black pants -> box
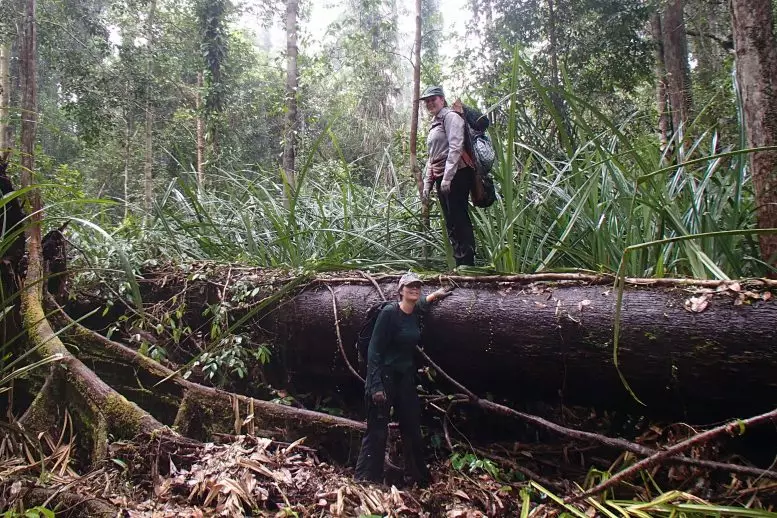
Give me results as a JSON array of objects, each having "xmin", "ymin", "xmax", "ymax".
[
  {"xmin": 436, "ymin": 167, "xmax": 475, "ymax": 266},
  {"xmin": 354, "ymin": 369, "xmax": 430, "ymax": 486}
]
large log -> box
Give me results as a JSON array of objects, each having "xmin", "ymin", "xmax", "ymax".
[{"xmin": 131, "ymin": 267, "xmax": 777, "ymax": 419}]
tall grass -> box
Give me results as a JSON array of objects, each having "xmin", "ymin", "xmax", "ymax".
[
  {"xmin": 138, "ymin": 166, "xmax": 445, "ymax": 271},
  {"xmin": 55, "ymin": 47, "xmax": 767, "ymax": 281},
  {"xmin": 470, "ymin": 48, "xmax": 763, "ymax": 279}
]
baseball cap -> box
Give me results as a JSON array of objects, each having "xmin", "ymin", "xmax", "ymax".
[
  {"xmin": 419, "ymin": 85, "xmax": 445, "ymax": 100},
  {"xmin": 398, "ymin": 272, "xmax": 423, "ymax": 290}
]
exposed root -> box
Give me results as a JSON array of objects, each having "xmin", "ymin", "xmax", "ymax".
[
  {"xmin": 46, "ymin": 295, "xmax": 367, "ymax": 449},
  {"xmin": 19, "ymin": 244, "xmax": 166, "ymax": 460}
]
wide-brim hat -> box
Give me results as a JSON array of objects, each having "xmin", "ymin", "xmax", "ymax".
[
  {"xmin": 420, "ymin": 85, "xmax": 445, "ymax": 100},
  {"xmin": 398, "ymin": 272, "xmax": 423, "ymax": 290}
]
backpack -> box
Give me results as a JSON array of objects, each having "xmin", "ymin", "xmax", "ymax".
[
  {"xmin": 355, "ymin": 301, "xmax": 397, "ymax": 376},
  {"xmin": 451, "ymin": 100, "xmax": 497, "ymax": 208}
]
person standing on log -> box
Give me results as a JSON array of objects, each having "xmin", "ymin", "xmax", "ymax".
[
  {"xmin": 421, "ymin": 85, "xmax": 476, "ymax": 267},
  {"xmin": 355, "ymin": 272, "xmax": 451, "ymax": 487}
]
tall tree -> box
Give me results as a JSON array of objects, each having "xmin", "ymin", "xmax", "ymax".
[
  {"xmin": 650, "ymin": 12, "xmax": 669, "ymax": 148},
  {"xmin": 282, "ymin": 0, "xmax": 299, "ymax": 200},
  {"xmin": 409, "ymin": 0, "xmax": 422, "ymax": 197},
  {"xmin": 0, "ymin": 43, "xmax": 10, "ymax": 156},
  {"xmin": 20, "ymin": 0, "xmax": 39, "ymax": 245},
  {"xmin": 730, "ymin": 0, "xmax": 777, "ymax": 270},
  {"xmin": 197, "ymin": 0, "xmax": 229, "ymax": 171},
  {"xmin": 661, "ymin": 0, "xmax": 692, "ymax": 135},
  {"xmin": 143, "ymin": 0, "xmax": 157, "ymax": 214},
  {"xmin": 196, "ymin": 71, "xmax": 205, "ymax": 187},
  {"xmin": 420, "ymin": 0, "xmax": 442, "ymax": 85}
]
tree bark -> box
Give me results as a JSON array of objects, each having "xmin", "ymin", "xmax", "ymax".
[
  {"xmin": 130, "ymin": 269, "xmax": 777, "ymax": 419},
  {"xmin": 0, "ymin": 43, "xmax": 10, "ymax": 157},
  {"xmin": 410, "ymin": 0, "xmax": 422, "ymax": 198},
  {"xmin": 661, "ymin": 0, "xmax": 692, "ymax": 136},
  {"xmin": 20, "ymin": 0, "xmax": 37, "ymax": 217},
  {"xmin": 651, "ymin": 12, "xmax": 670, "ymax": 149},
  {"xmin": 410, "ymin": 0, "xmax": 430, "ymax": 258},
  {"xmin": 196, "ymin": 70, "xmax": 205, "ymax": 188},
  {"xmin": 730, "ymin": 0, "xmax": 777, "ymax": 271},
  {"xmin": 122, "ymin": 105, "xmax": 132, "ymax": 221},
  {"xmin": 282, "ymin": 0, "xmax": 299, "ymax": 205},
  {"xmin": 143, "ymin": 0, "xmax": 157, "ymax": 215}
]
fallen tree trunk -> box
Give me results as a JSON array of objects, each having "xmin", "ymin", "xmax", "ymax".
[{"xmin": 129, "ymin": 265, "xmax": 777, "ymax": 419}]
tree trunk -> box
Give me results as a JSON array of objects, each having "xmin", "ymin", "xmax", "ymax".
[
  {"xmin": 0, "ymin": 43, "xmax": 10, "ymax": 156},
  {"xmin": 19, "ymin": 0, "xmax": 37, "ymax": 221},
  {"xmin": 651, "ymin": 12, "xmax": 670, "ymax": 150},
  {"xmin": 122, "ymin": 107, "xmax": 132, "ymax": 221},
  {"xmin": 662, "ymin": 0, "xmax": 692, "ymax": 136},
  {"xmin": 410, "ymin": 0, "xmax": 422, "ymax": 198},
  {"xmin": 282, "ymin": 0, "xmax": 299, "ymax": 205},
  {"xmin": 546, "ymin": 0, "xmax": 568, "ymax": 145},
  {"xmin": 130, "ymin": 269, "xmax": 777, "ymax": 420},
  {"xmin": 410, "ymin": 0, "xmax": 430, "ymax": 258},
  {"xmin": 196, "ymin": 70, "xmax": 205, "ymax": 188},
  {"xmin": 143, "ymin": 0, "xmax": 157, "ymax": 215},
  {"xmin": 730, "ymin": 0, "xmax": 777, "ymax": 271},
  {"xmin": 547, "ymin": 0, "xmax": 560, "ymax": 94}
]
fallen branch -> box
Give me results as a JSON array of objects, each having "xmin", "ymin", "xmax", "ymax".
[
  {"xmin": 566, "ymin": 407, "xmax": 777, "ymax": 502},
  {"xmin": 305, "ymin": 270, "xmax": 777, "ymax": 289},
  {"xmin": 417, "ymin": 349, "xmax": 777, "ymax": 481},
  {"xmin": 326, "ymin": 285, "xmax": 364, "ymax": 384}
]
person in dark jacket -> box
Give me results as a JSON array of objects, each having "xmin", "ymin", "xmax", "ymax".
[
  {"xmin": 354, "ymin": 272, "xmax": 451, "ymax": 486},
  {"xmin": 420, "ymin": 85, "xmax": 476, "ymax": 267}
]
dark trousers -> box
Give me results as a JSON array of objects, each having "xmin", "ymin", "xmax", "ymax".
[
  {"xmin": 436, "ymin": 167, "xmax": 475, "ymax": 266},
  {"xmin": 354, "ymin": 369, "xmax": 430, "ymax": 485}
]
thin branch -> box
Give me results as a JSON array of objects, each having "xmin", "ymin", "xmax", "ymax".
[
  {"xmin": 310, "ymin": 273, "xmax": 777, "ymax": 289},
  {"xmin": 358, "ymin": 271, "xmax": 386, "ymax": 301},
  {"xmin": 685, "ymin": 29, "xmax": 734, "ymax": 50},
  {"xmin": 567, "ymin": 408, "xmax": 777, "ymax": 502},
  {"xmin": 326, "ymin": 284, "xmax": 364, "ymax": 384},
  {"xmin": 417, "ymin": 349, "xmax": 777, "ymax": 481}
]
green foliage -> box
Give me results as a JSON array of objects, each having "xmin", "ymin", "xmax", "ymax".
[
  {"xmin": 1, "ymin": 506, "xmax": 55, "ymax": 518},
  {"xmin": 450, "ymin": 452, "xmax": 501, "ymax": 479},
  {"xmin": 468, "ymin": 48, "xmax": 765, "ymax": 278}
]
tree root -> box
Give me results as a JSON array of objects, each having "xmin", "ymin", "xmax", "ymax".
[
  {"xmin": 45, "ymin": 295, "xmax": 366, "ymax": 451},
  {"xmin": 18, "ymin": 247, "xmax": 166, "ymax": 462}
]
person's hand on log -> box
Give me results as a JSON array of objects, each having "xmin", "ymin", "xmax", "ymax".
[
  {"xmin": 426, "ymin": 286, "xmax": 454, "ymax": 303},
  {"xmin": 372, "ymin": 391, "xmax": 387, "ymax": 405}
]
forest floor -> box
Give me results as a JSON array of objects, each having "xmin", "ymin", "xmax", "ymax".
[{"xmin": 3, "ymin": 404, "xmax": 777, "ymax": 517}]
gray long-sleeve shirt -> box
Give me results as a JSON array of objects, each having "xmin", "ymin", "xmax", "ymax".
[{"xmin": 424, "ymin": 107, "xmax": 466, "ymax": 192}]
